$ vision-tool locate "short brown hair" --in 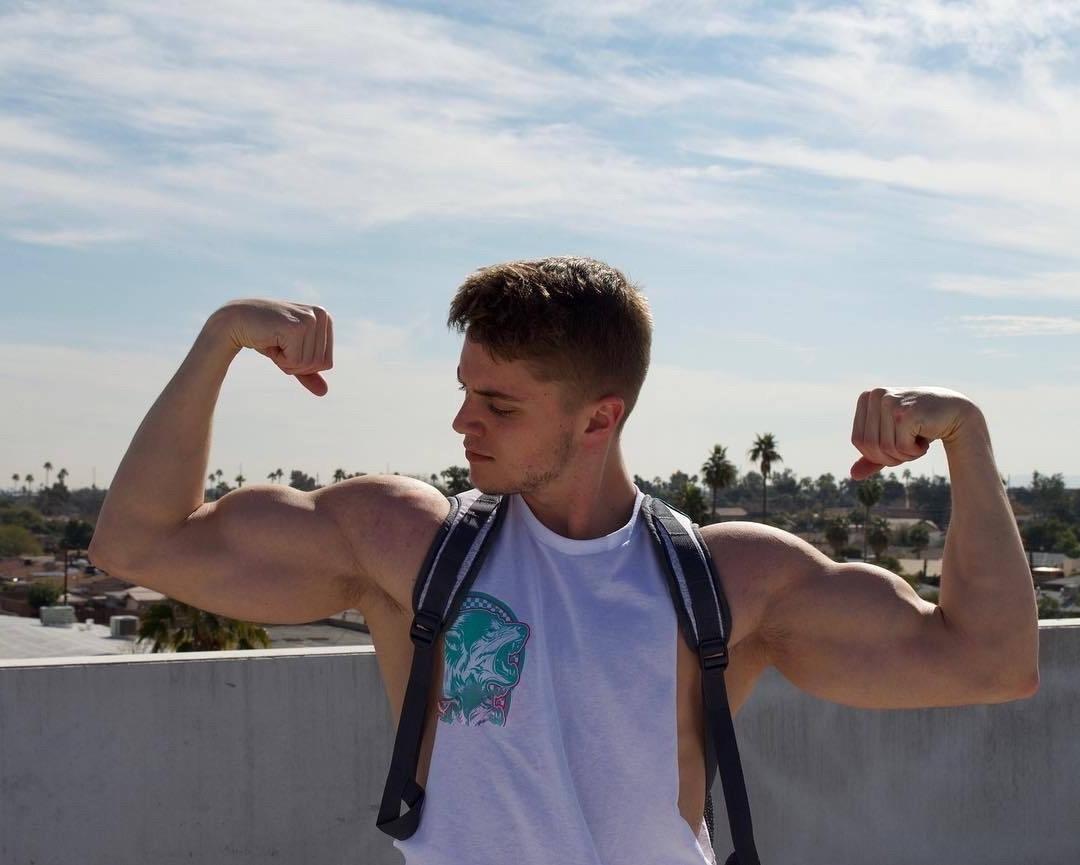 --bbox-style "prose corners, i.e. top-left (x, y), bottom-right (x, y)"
top-left (447, 256), bottom-right (652, 431)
